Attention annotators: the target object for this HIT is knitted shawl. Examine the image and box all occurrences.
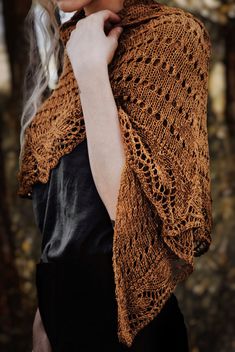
[17,0,213,347]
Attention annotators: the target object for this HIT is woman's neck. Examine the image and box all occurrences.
[84,0,124,16]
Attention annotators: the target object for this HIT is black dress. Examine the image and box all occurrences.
[32,138,190,351]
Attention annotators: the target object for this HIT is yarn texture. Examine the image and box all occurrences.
[17,0,213,347]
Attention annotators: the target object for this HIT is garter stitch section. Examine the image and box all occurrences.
[17,0,213,347]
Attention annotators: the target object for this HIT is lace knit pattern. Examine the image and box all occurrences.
[17,0,213,347]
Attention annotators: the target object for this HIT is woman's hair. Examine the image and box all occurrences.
[19,0,62,165]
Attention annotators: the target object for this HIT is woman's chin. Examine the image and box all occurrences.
[56,2,79,12]
[56,1,89,13]
[57,5,80,12]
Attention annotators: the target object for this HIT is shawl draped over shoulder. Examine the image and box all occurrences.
[17,0,213,347]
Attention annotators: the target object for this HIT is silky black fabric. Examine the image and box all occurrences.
[32,137,190,351]
[36,251,190,352]
[32,138,114,262]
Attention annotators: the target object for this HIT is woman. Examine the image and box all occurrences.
[17,0,213,350]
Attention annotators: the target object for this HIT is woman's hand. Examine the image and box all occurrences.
[66,9,123,77]
[32,307,52,352]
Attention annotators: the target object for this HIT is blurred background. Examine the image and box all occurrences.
[0,0,234,351]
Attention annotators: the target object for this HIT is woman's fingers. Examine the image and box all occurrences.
[75,9,121,31]
[107,25,123,40]
[97,9,121,24]
[67,7,123,69]
[98,10,122,36]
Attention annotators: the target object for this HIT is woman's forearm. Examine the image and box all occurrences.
[76,63,125,221]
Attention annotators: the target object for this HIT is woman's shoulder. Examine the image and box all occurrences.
[125,3,211,58]
[144,4,210,44]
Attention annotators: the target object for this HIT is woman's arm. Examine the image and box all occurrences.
[66,10,124,221]
[78,64,125,222]
[32,307,52,352]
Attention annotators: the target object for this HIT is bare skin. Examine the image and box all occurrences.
[67,9,125,221]
[32,308,52,352]
[33,0,124,350]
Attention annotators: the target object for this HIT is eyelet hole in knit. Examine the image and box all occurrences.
[153,58,160,66]
[165,37,172,44]
[145,58,151,64]
[155,112,161,120]
[126,74,133,82]
[136,56,143,63]
[116,75,123,83]
[165,93,170,101]
[147,38,154,44]
[176,72,181,80]
[188,86,192,95]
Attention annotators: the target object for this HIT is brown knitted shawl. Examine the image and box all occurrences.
[17,0,213,347]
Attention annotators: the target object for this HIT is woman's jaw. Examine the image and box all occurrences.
[55,0,124,14]
[56,0,92,12]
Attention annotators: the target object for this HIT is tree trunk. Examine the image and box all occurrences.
[225,19,235,137]
[2,0,31,96]
[0,1,31,350]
